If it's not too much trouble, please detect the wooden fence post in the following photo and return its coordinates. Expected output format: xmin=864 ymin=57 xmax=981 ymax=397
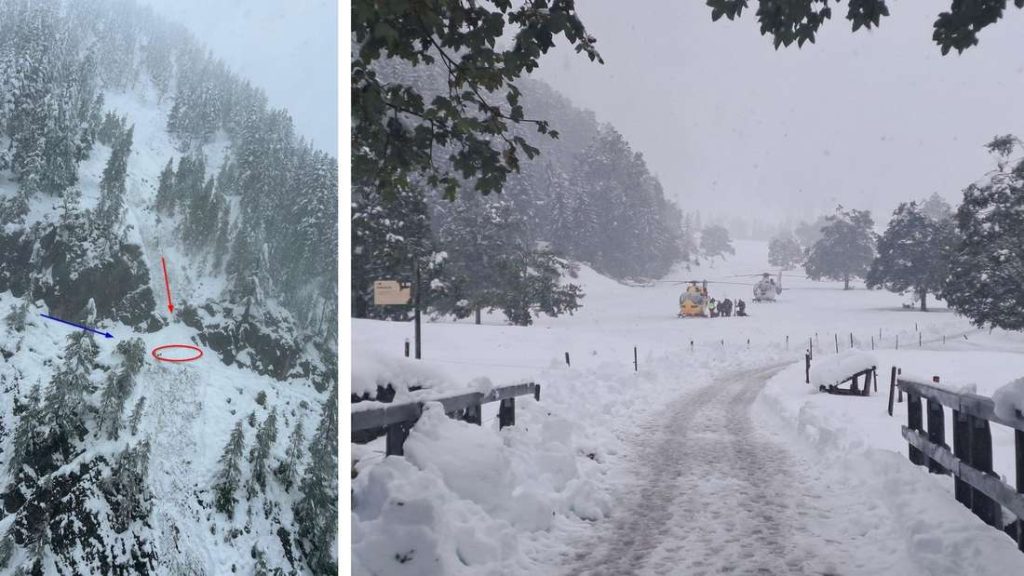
xmin=850 ymin=333 xmax=854 ymax=349
xmin=786 ymin=335 xmax=789 ymax=349
xmin=462 ymin=404 xmax=482 ymax=425
xmin=805 ymin=352 xmax=811 ymax=384
xmin=953 ymin=409 xmax=972 ymax=508
xmin=907 ymin=391 xmax=925 ymax=466
xmin=888 ymin=367 xmax=897 ymax=416
xmin=498 ymin=397 xmax=516 ymax=429
xmin=969 ymin=416 xmax=1003 ymax=528
xmin=808 ymin=338 xmax=813 ymax=359
xmin=565 ymin=352 xmax=570 ymax=367
xmin=404 ymin=339 xmax=410 ymax=358
xmin=896 ymin=335 xmax=899 ymax=350
xmin=634 ymin=346 xmax=638 ymax=372
xmin=386 ymin=421 xmax=413 ymax=456
xmin=1016 ymin=430 xmax=1024 ymax=551
xmin=919 ymin=333 xmax=922 ymax=347
xmin=835 ymin=333 xmax=839 ymax=354
xmin=926 ymin=399 xmax=949 ymax=475
xmin=871 ymin=335 xmax=875 ymax=350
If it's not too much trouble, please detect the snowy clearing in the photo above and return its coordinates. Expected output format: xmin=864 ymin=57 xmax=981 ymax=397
xmin=351 ymin=240 xmax=1024 ymax=574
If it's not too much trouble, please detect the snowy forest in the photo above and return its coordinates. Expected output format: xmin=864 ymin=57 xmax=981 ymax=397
xmin=0 ymin=1 xmax=337 ymax=574
xmin=351 ymin=55 xmax=703 ymax=325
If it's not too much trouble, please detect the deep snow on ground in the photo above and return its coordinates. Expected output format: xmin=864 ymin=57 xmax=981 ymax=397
xmin=351 ymin=240 xmax=1024 ymax=575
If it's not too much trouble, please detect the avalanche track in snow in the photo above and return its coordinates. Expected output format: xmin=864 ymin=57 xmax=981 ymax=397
xmin=562 ymin=364 xmax=915 ymax=576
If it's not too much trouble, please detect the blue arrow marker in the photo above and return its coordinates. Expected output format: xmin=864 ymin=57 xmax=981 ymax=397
xmin=40 ymin=314 xmax=113 ymax=339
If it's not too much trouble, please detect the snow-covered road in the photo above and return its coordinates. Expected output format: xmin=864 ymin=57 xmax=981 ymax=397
xmin=563 ymin=363 xmax=916 ymax=576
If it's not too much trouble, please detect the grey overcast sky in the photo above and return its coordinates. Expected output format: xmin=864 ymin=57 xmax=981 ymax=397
xmin=534 ymin=1 xmax=1024 ymax=227
xmin=137 ymin=0 xmax=338 ymax=155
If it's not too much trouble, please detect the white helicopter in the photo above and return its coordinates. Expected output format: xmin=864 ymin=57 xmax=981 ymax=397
xmin=752 ymin=272 xmax=783 ymax=302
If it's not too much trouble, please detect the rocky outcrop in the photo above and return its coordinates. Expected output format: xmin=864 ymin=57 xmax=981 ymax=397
xmin=0 ymin=223 xmax=160 ymax=332
xmin=184 ymin=300 xmax=330 ymax=387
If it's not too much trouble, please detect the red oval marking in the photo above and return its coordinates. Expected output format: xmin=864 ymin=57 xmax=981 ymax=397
xmin=152 ymin=344 xmax=204 ymax=363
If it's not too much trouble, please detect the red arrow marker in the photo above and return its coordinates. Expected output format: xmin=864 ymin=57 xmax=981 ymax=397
xmin=161 ymin=257 xmax=174 ymax=313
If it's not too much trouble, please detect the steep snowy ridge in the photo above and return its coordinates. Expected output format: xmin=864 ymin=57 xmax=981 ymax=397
xmin=0 ymin=1 xmax=337 ymax=574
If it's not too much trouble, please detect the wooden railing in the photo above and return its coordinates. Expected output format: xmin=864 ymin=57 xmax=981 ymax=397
xmin=351 ymin=382 xmax=540 ymax=456
xmin=897 ymin=375 xmax=1024 ymax=550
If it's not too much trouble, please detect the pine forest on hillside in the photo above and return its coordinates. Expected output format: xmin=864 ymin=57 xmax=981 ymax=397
xmin=0 ymin=1 xmax=338 ymax=574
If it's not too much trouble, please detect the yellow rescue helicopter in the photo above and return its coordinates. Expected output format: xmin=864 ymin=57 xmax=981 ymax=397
xmin=678 ymin=281 xmax=710 ymax=317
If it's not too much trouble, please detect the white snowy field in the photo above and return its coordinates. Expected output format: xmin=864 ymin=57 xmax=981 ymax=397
xmin=351 ymin=240 xmax=1024 ymax=575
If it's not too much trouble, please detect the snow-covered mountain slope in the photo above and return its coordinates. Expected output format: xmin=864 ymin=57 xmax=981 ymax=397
xmin=352 ymin=240 xmax=1024 ymax=575
xmin=0 ymin=2 xmax=337 ymax=574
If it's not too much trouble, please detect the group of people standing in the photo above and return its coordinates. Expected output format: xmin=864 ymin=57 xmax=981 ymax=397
xmin=708 ymin=297 xmax=746 ymax=318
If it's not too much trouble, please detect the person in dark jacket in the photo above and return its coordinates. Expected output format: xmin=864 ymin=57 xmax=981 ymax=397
xmin=720 ymin=298 xmax=733 ymax=317
xmin=735 ymin=299 xmax=747 ymax=317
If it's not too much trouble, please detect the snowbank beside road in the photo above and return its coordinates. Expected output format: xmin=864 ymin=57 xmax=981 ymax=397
xmin=351 ymin=346 xmax=790 ymax=575
xmin=757 ymin=350 xmax=1024 ymax=574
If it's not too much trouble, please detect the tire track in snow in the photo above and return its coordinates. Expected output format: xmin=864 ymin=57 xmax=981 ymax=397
xmin=564 ymin=363 xmax=909 ymax=576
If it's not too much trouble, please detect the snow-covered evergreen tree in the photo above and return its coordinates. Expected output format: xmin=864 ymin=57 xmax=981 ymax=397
xmin=4 ymin=301 xmax=29 ymax=332
xmin=247 ymin=408 xmax=278 ymax=497
xmin=944 ymin=135 xmax=1024 ymax=329
xmin=867 ymin=201 xmax=958 ymax=310
xmin=275 ymin=420 xmax=304 ymax=492
xmin=701 ymin=225 xmax=736 ymax=261
xmin=97 ymin=125 xmax=134 ymax=226
xmin=97 ymin=338 xmax=147 ymax=440
xmin=42 ymin=332 xmax=98 ymax=453
xmin=214 ymin=420 xmax=246 ymax=517
xmin=129 ymin=396 xmax=146 ymax=436
xmin=769 ymin=231 xmax=804 ymax=269
xmin=102 ymin=440 xmax=152 ymax=532
xmin=7 ymin=384 xmax=42 ymax=475
xmin=155 ymin=157 xmax=176 ymax=215
xmin=804 ymin=207 xmax=876 ymax=290
xmin=294 ymin=381 xmax=338 ymax=576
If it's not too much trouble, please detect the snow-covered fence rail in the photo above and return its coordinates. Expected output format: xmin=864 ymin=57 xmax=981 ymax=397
xmin=351 ymin=382 xmax=541 ymax=457
xmin=897 ymin=376 xmax=1024 ymax=551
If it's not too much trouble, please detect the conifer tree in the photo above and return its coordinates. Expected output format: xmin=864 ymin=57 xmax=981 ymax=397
xmin=275 ymin=420 xmax=304 ymax=492
xmin=155 ymin=158 xmax=176 ymax=215
xmin=98 ymin=338 xmax=147 ymax=440
xmin=769 ymin=232 xmax=804 ymax=269
xmin=247 ymin=409 xmax=278 ymax=497
xmin=294 ymin=382 xmax=338 ymax=575
xmin=8 ymin=384 xmax=42 ymax=475
xmin=43 ymin=332 xmax=98 ymax=451
xmin=701 ymin=225 xmax=735 ymax=261
xmin=944 ymin=136 xmax=1024 ymax=329
xmin=804 ymin=207 xmax=876 ymax=290
xmin=129 ymin=396 xmax=147 ymax=436
xmin=214 ymin=420 xmax=246 ymax=517
xmin=867 ymin=201 xmax=958 ymax=311
xmin=97 ymin=125 xmax=134 ymax=226
xmin=4 ymin=301 xmax=29 ymax=332
xmin=103 ymin=440 xmax=152 ymax=532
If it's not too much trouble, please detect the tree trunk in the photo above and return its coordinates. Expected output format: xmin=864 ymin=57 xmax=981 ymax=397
xmin=475 ymin=307 xmax=481 ymax=325
xmin=843 ymin=274 xmax=850 ymax=290
xmin=919 ymin=290 xmax=928 ymax=312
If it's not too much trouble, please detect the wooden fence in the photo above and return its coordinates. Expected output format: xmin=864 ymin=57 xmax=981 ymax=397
xmin=351 ymin=382 xmax=540 ymax=456
xmin=897 ymin=375 xmax=1024 ymax=550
